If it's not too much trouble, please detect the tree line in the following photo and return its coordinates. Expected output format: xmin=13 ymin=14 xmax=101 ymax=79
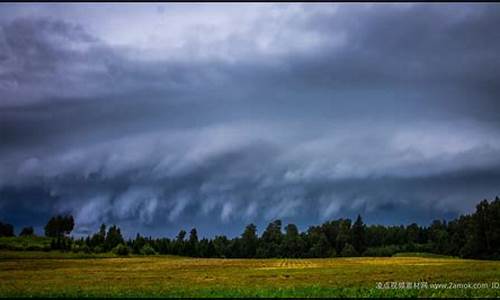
xmin=0 ymin=223 xmax=34 ymax=237
xmin=1 ymin=197 xmax=499 ymax=259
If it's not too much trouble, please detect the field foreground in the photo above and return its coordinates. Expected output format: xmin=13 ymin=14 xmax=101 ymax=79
xmin=1 ymin=251 xmax=499 ymax=298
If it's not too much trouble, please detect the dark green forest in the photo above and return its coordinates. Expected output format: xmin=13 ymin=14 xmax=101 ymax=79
xmin=1 ymin=197 xmax=499 ymax=259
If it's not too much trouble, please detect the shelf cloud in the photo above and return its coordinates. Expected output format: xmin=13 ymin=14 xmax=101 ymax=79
xmin=1 ymin=4 xmax=499 ymax=237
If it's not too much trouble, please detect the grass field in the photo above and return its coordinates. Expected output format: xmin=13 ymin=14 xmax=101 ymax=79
xmin=1 ymin=251 xmax=499 ymax=298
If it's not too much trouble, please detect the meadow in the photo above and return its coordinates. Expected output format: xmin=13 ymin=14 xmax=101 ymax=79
xmin=1 ymin=251 xmax=499 ymax=298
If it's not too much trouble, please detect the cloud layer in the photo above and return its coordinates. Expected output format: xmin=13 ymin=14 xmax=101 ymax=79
xmin=1 ymin=4 xmax=500 ymax=237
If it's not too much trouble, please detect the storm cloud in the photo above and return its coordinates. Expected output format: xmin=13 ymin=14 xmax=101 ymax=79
xmin=1 ymin=3 xmax=500 ymax=237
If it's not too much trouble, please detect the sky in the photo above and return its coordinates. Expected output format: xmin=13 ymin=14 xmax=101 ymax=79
xmin=1 ymin=3 xmax=500 ymax=238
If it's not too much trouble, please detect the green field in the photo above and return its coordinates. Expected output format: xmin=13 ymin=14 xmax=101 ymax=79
xmin=1 ymin=251 xmax=499 ymax=298
xmin=0 ymin=236 xmax=52 ymax=251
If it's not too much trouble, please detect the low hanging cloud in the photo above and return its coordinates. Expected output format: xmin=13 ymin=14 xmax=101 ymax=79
xmin=1 ymin=3 xmax=500 ymax=237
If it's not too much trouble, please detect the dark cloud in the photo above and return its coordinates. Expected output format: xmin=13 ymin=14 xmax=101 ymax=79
xmin=0 ymin=4 xmax=500 ymax=237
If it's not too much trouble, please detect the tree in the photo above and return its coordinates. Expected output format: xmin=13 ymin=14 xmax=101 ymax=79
xmin=351 ymin=215 xmax=366 ymax=254
xmin=44 ymin=215 xmax=74 ymax=237
xmin=365 ymin=225 xmax=387 ymax=248
xmin=446 ymin=218 xmax=468 ymax=256
xmin=154 ymin=237 xmax=172 ymax=254
xmin=104 ymin=225 xmax=124 ymax=251
xmin=341 ymin=243 xmax=358 ymax=257
xmin=131 ymin=233 xmax=147 ymax=254
xmin=0 ymin=222 xmax=14 ymax=237
xmin=65 ymin=215 xmax=75 ymax=235
xmin=140 ymin=243 xmax=157 ymax=255
xmin=320 ymin=220 xmax=341 ymax=249
xmin=240 ymin=224 xmax=258 ymax=258
xmin=474 ymin=200 xmax=490 ymax=256
xmin=198 ymin=238 xmax=216 ymax=258
xmin=281 ymin=224 xmax=304 ymax=258
xmin=89 ymin=224 xmax=106 ymax=249
xmin=228 ymin=238 xmax=242 ymax=258
xmin=50 ymin=235 xmax=72 ymax=251
xmin=19 ymin=226 xmax=34 ymax=237
xmin=187 ymin=228 xmax=199 ymax=257
xmin=308 ymin=232 xmax=332 ymax=258
xmin=406 ymin=223 xmax=421 ymax=244
xmin=335 ymin=219 xmax=351 ymax=254
xmin=174 ymin=229 xmax=187 ymax=255
xmin=460 ymin=197 xmax=500 ymax=259
xmin=486 ymin=197 xmax=500 ymax=258
xmin=213 ymin=235 xmax=230 ymax=258
xmin=429 ymin=220 xmax=449 ymax=254
xmin=113 ymin=244 xmax=130 ymax=256
xmin=258 ymin=220 xmax=283 ymax=258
